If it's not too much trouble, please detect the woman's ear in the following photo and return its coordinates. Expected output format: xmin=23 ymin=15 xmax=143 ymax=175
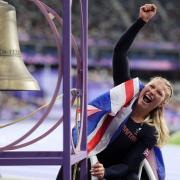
xmin=159 ymin=100 xmax=167 ymax=108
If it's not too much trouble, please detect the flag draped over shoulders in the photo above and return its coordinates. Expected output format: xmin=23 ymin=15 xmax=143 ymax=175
xmin=87 ymin=77 xmax=141 ymax=156
xmin=72 ymin=77 xmax=165 ymax=180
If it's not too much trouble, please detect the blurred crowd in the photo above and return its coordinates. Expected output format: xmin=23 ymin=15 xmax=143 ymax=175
xmin=0 ymin=0 xmax=179 ymax=132
xmin=4 ymin=0 xmax=180 ymax=43
xmin=0 ymin=69 xmax=180 ymax=132
xmin=115 ymin=0 xmax=180 ymax=42
xmin=6 ymin=0 xmax=61 ymax=42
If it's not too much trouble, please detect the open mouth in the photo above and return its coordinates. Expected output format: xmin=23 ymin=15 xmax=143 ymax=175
xmin=143 ymin=94 xmax=152 ymax=104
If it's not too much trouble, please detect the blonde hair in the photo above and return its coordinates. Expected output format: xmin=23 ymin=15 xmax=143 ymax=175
xmin=144 ymin=77 xmax=173 ymax=147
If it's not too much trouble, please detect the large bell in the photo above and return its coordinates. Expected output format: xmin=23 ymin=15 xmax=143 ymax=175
xmin=0 ymin=1 xmax=40 ymax=90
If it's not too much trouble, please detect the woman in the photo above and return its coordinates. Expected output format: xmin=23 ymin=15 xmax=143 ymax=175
xmin=57 ymin=3 xmax=173 ymax=180
xmin=90 ymin=4 xmax=173 ymax=180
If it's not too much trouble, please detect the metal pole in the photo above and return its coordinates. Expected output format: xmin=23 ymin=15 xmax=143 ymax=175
xmin=62 ymin=0 xmax=71 ymax=179
xmin=80 ymin=0 xmax=88 ymax=179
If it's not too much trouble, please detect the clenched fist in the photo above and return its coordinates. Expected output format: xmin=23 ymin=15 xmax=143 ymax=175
xmin=139 ymin=4 xmax=157 ymax=22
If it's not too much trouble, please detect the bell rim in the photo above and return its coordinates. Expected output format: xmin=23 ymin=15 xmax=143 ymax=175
xmin=0 ymin=79 xmax=40 ymax=91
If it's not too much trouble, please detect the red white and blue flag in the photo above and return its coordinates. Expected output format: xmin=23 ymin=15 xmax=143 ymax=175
xmin=86 ymin=77 xmax=141 ymax=156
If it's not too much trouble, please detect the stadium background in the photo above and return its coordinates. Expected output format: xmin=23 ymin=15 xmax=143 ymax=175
xmin=0 ymin=0 xmax=179 ymax=179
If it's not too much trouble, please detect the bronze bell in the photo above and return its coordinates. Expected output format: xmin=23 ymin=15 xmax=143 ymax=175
xmin=0 ymin=1 xmax=40 ymax=90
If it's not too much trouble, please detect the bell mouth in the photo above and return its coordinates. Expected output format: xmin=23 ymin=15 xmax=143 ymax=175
xmin=0 ymin=55 xmax=40 ymax=91
xmin=0 ymin=79 xmax=40 ymax=91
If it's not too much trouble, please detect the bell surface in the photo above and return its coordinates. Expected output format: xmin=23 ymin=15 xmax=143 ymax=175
xmin=0 ymin=1 xmax=40 ymax=90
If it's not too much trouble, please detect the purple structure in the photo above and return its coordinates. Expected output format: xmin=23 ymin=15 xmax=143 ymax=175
xmin=62 ymin=0 xmax=88 ymax=179
xmin=0 ymin=0 xmax=88 ymax=179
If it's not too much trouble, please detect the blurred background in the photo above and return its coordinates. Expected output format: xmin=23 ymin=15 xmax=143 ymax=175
xmin=0 ymin=0 xmax=179 ymax=179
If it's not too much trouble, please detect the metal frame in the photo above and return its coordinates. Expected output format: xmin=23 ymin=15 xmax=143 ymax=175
xmin=0 ymin=0 xmax=88 ymax=179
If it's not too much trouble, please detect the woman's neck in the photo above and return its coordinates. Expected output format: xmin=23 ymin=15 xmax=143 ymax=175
xmin=131 ymin=106 xmax=146 ymax=123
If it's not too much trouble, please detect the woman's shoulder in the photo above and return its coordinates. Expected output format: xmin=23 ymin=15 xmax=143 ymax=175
xmin=141 ymin=123 xmax=157 ymax=145
xmin=142 ymin=123 xmax=157 ymax=138
xmin=143 ymin=123 xmax=156 ymax=132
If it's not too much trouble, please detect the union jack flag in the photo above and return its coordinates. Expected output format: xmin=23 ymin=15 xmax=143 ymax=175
xmin=86 ymin=77 xmax=141 ymax=156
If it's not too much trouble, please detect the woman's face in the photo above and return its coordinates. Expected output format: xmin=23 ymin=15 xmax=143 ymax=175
xmin=137 ymin=79 xmax=169 ymax=114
